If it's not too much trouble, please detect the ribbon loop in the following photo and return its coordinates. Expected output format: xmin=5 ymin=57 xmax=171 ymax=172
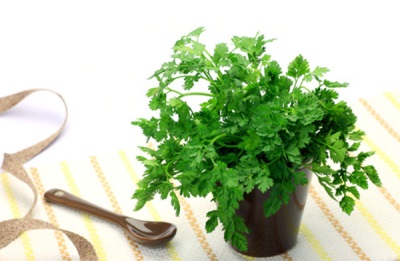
xmin=0 ymin=89 xmax=98 ymax=261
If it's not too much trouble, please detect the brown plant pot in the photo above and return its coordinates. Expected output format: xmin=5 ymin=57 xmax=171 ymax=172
xmin=231 ymin=168 xmax=313 ymax=257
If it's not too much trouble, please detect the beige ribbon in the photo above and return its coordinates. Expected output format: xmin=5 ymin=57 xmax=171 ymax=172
xmin=0 ymin=89 xmax=98 ymax=261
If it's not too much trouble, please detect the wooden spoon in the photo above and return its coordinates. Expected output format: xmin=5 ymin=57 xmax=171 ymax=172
xmin=44 ymin=189 xmax=177 ymax=247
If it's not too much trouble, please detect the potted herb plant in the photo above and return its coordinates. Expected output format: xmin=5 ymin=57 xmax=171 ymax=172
xmin=132 ymin=27 xmax=381 ymax=257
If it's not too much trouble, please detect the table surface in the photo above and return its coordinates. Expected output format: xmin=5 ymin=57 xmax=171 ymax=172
xmin=1 ymin=1 xmax=400 ymax=260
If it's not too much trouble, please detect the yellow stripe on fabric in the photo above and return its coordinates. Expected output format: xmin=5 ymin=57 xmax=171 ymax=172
xmin=59 ymin=161 xmax=108 ymax=261
xmin=363 ymin=136 xmax=400 ymax=180
xmin=309 ymin=186 xmax=370 ymax=260
xmin=30 ymin=167 xmax=71 ymax=261
xmin=88 ymin=156 xmax=144 ymax=261
xmin=0 ymin=173 xmax=35 ymax=261
xmin=384 ymin=92 xmax=400 ymax=110
xmin=300 ymin=224 xmax=332 ymax=261
xmin=359 ymin=97 xmax=400 ymax=143
xmin=117 ymin=150 xmax=181 ymax=261
xmin=362 ymin=136 xmax=400 ymax=212
xmin=355 ymin=200 xmax=400 ymax=258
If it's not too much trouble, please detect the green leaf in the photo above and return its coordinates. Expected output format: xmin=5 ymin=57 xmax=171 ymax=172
xmin=142 ymin=159 xmax=160 ymax=167
xmin=287 ymin=55 xmax=310 ymax=79
xmin=263 ymin=186 xmax=284 ymax=217
xmin=231 ymin=232 xmax=248 ymax=252
xmin=167 ymin=98 xmax=184 ymax=107
xmin=312 ymin=163 xmax=335 ymax=175
xmin=256 ymin=175 xmax=273 ymax=193
xmin=213 ymin=43 xmax=229 ymax=64
xmin=340 ymin=195 xmax=355 ymax=215
xmin=326 ymin=131 xmax=341 ymax=143
xmin=313 ymin=66 xmax=330 ymax=77
xmin=160 ymin=182 xmax=174 ymax=199
xmin=351 ymin=171 xmax=369 ymax=189
xmin=293 ymin=171 xmax=309 ymax=186
xmin=285 ymin=143 xmax=301 ymax=164
xmin=323 ymin=80 xmax=349 ymax=88
xmin=261 ymin=54 xmax=271 ymax=65
xmin=348 ymin=130 xmax=365 ymax=141
xmin=239 ymin=131 xmax=260 ymax=151
xmin=193 ymin=42 xmax=206 ymax=53
xmin=357 ymin=151 xmax=375 ymax=163
xmin=330 ymin=140 xmax=347 ymax=163
xmin=188 ymin=27 xmax=205 ymax=37
xmin=347 ymin=186 xmax=360 ymax=199
xmin=317 ymin=176 xmax=336 ymax=200
xmin=146 ymin=87 xmax=159 ymax=97
xmin=170 ymin=191 xmax=181 ymax=216
xmin=205 ymin=210 xmax=219 ymax=233
xmin=349 ymin=142 xmax=361 ymax=152
xmin=362 ymin=165 xmax=382 ymax=186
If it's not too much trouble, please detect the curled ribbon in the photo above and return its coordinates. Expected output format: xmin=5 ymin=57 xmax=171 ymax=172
xmin=0 ymin=89 xmax=98 ymax=260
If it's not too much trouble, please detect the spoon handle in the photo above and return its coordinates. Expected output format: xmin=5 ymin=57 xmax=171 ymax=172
xmin=44 ymin=188 xmax=124 ymax=225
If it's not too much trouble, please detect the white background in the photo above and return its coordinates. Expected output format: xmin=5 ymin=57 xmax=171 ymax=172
xmin=1 ymin=0 xmax=399 ymax=166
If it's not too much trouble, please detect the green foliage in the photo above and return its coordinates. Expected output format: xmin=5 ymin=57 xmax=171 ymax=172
xmin=131 ymin=28 xmax=381 ymax=251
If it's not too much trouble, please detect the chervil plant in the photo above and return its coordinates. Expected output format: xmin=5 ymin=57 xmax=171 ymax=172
xmin=132 ymin=27 xmax=381 ymax=251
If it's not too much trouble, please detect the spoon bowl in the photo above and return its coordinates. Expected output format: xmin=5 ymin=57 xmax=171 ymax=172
xmin=44 ymin=189 xmax=177 ymax=247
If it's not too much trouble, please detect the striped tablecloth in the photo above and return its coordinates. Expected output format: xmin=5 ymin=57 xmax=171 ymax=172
xmin=1 ymin=91 xmax=400 ymax=261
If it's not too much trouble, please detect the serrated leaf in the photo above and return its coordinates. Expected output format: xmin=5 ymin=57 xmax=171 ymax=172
xmin=146 ymin=87 xmax=159 ymax=97
xmin=205 ymin=210 xmax=219 ymax=233
xmin=188 ymin=27 xmax=205 ymax=37
xmin=313 ymin=66 xmax=330 ymax=77
xmin=240 ymin=131 xmax=260 ymax=151
xmin=261 ymin=54 xmax=271 ymax=65
xmin=312 ymin=163 xmax=335 ymax=175
xmin=167 ymin=98 xmax=184 ymax=107
xmin=160 ymin=182 xmax=173 ymax=199
xmin=263 ymin=186 xmax=283 ymax=217
xmin=340 ymin=195 xmax=355 ymax=215
xmin=293 ymin=171 xmax=309 ymax=186
xmin=231 ymin=232 xmax=248 ymax=252
xmin=170 ymin=191 xmax=181 ymax=216
xmin=347 ymin=186 xmax=360 ymax=199
xmin=348 ymin=130 xmax=365 ymax=141
xmin=317 ymin=176 xmax=336 ymax=200
xmin=330 ymin=140 xmax=347 ymax=163
xmin=142 ymin=159 xmax=160 ymax=167
xmin=303 ymin=73 xmax=313 ymax=82
xmin=192 ymin=42 xmax=206 ymax=53
xmin=287 ymin=55 xmax=310 ymax=79
xmin=256 ymin=176 xmax=273 ymax=193
xmin=213 ymin=43 xmax=229 ymax=64
xmin=362 ymin=165 xmax=382 ymax=186
xmin=349 ymin=142 xmax=361 ymax=152
xmin=323 ymin=80 xmax=349 ymax=88
xmin=326 ymin=131 xmax=341 ymax=143
xmin=357 ymin=151 xmax=375 ymax=163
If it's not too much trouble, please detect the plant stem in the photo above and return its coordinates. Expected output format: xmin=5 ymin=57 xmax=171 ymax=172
xmin=178 ymin=92 xmax=214 ymax=99
xmin=166 ymin=87 xmax=183 ymax=96
xmin=216 ymin=142 xmax=238 ymax=149
xmin=266 ymin=157 xmax=279 ymax=166
xmin=209 ymin=133 xmax=227 ymax=145
xmin=300 ymin=86 xmax=327 ymax=109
